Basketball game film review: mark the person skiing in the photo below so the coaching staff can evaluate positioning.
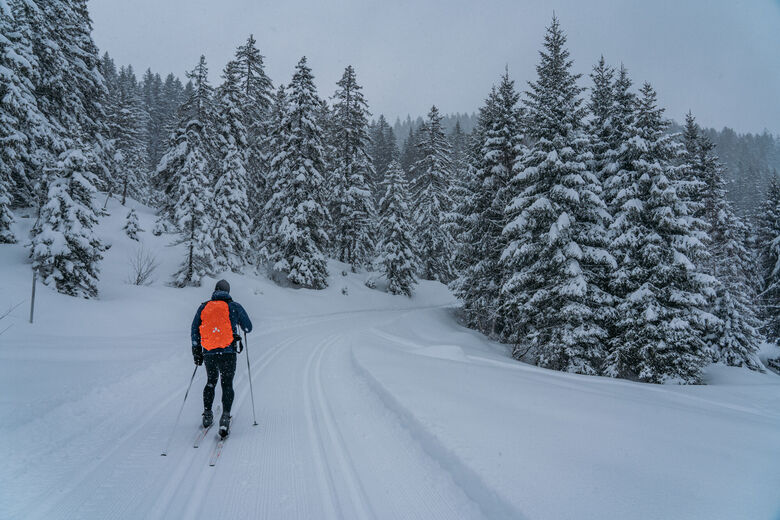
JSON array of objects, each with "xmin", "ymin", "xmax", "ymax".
[{"xmin": 191, "ymin": 279, "xmax": 252, "ymax": 437}]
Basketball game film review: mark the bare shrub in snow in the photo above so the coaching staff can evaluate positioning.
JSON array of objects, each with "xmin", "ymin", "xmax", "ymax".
[{"xmin": 127, "ymin": 246, "xmax": 159, "ymax": 286}]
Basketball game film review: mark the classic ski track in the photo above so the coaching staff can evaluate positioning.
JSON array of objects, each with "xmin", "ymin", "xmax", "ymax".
[
  {"xmin": 30, "ymin": 333, "xmax": 296, "ymax": 520},
  {"xmin": 23, "ymin": 361, "xmax": 200, "ymax": 520},
  {"xmin": 23, "ymin": 306, "xmax": 464, "ymax": 520},
  {"xmin": 149, "ymin": 333, "xmax": 300, "ymax": 520},
  {"xmin": 304, "ymin": 332, "xmax": 376, "ymax": 519}
]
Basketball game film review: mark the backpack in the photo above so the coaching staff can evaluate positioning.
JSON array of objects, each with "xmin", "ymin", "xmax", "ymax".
[{"xmin": 199, "ymin": 300, "xmax": 234, "ymax": 351}]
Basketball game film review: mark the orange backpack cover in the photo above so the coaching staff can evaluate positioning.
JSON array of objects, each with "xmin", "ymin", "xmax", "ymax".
[{"xmin": 199, "ymin": 301, "xmax": 234, "ymax": 351}]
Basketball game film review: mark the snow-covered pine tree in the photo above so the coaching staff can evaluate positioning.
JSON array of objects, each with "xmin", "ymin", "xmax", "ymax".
[
  {"xmin": 683, "ymin": 113, "xmax": 763, "ymax": 370},
  {"xmin": 500, "ymin": 17, "xmax": 614, "ymax": 374},
  {"xmin": 329, "ymin": 65, "xmax": 376, "ymax": 271},
  {"xmin": 756, "ymin": 175, "xmax": 780, "ymax": 343},
  {"xmin": 262, "ymin": 57, "xmax": 330, "ymax": 289},
  {"xmin": 113, "ymin": 66, "xmax": 150, "ymax": 205},
  {"xmin": 124, "ymin": 208, "xmax": 143, "ymax": 240},
  {"xmin": 447, "ymin": 119, "xmax": 471, "ymax": 257},
  {"xmin": 212, "ymin": 60, "xmax": 252, "ymax": 272},
  {"xmin": 400, "ymin": 125, "xmax": 419, "ymax": 178},
  {"xmin": 29, "ymin": 147, "xmax": 107, "ymax": 298},
  {"xmin": 166, "ymin": 56, "xmax": 217, "ymax": 287},
  {"xmin": 256, "ymin": 84, "xmax": 289, "ymax": 256},
  {"xmin": 370, "ymin": 115, "xmax": 399, "ymax": 185},
  {"xmin": 154, "ymin": 55, "xmax": 215, "ymax": 228},
  {"xmin": 587, "ymin": 56, "xmax": 616, "ymax": 185},
  {"xmin": 605, "ymin": 83, "xmax": 713, "ymax": 383},
  {"xmin": 410, "ymin": 105, "xmax": 456, "ymax": 282},
  {"xmin": 453, "ymin": 71, "xmax": 523, "ymax": 336},
  {"xmin": 42, "ymin": 0, "xmax": 115, "ymax": 195},
  {"xmin": 378, "ymin": 160, "xmax": 418, "ymax": 296},
  {"xmin": 0, "ymin": 0, "xmax": 43, "ymax": 209},
  {"xmin": 233, "ymin": 35, "xmax": 273, "ymax": 239},
  {"xmin": 601, "ymin": 64, "xmax": 637, "ymax": 211}
]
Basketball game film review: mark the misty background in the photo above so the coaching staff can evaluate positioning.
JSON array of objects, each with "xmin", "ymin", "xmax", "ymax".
[{"xmin": 89, "ymin": 0, "xmax": 780, "ymax": 135}]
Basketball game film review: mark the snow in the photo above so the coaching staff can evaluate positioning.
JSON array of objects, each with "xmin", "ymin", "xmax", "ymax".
[{"xmin": 0, "ymin": 198, "xmax": 779, "ymax": 519}]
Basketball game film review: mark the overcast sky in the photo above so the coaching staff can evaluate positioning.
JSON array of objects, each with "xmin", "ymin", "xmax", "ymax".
[{"xmin": 90, "ymin": 0, "xmax": 780, "ymax": 134}]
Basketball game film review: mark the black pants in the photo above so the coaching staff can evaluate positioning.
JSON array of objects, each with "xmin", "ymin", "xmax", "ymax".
[{"xmin": 203, "ymin": 353, "xmax": 237, "ymax": 414}]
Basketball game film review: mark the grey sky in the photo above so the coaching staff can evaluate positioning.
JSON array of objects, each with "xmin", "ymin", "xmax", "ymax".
[{"xmin": 90, "ymin": 0, "xmax": 780, "ymax": 134}]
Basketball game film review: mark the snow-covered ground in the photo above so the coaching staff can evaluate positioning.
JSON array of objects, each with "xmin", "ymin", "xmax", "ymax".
[{"xmin": 1, "ymin": 198, "xmax": 779, "ymax": 520}]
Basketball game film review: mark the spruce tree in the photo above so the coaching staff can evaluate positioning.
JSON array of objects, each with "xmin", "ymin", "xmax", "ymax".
[
  {"xmin": 0, "ymin": 0, "xmax": 41, "ymax": 208},
  {"xmin": 605, "ymin": 84, "xmax": 712, "ymax": 383},
  {"xmin": 113, "ymin": 66, "xmax": 150, "ymax": 205},
  {"xmin": 757, "ymin": 175, "xmax": 780, "ymax": 342},
  {"xmin": 500, "ymin": 17, "xmax": 614, "ymax": 374},
  {"xmin": 155, "ymin": 55, "xmax": 215, "ymax": 227},
  {"xmin": 587, "ymin": 56, "xmax": 616, "ymax": 185},
  {"xmin": 233, "ymin": 35, "xmax": 273, "ymax": 239},
  {"xmin": 684, "ymin": 113, "xmax": 763, "ymax": 370},
  {"xmin": 263, "ymin": 57, "xmax": 330, "ymax": 289},
  {"xmin": 370, "ymin": 114, "xmax": 398, "ymax": 184},
  {"xmin": 453, "ymin": 71, "xmax": 522, "ymax": 336},
  {"xmin": 257, "ymin": 84, "xmax": 289, "ymax": 254},
  {"xmin": 212, "ymin": 60, "xmax": 252, "ymax": 272},
  {"xmin": 166, "ymin": 56, "xmax": 217, "ymax": 287},
  {"xmin": 410, "ymin": 105, "xmax": 456, "ymax": 282},
  {"xmin": 330, "ymin": 65, "xmax": 376, "ymax": 271},
  {"xmin": 29, "ymin": 147, "xmax": 106, "ymax": 298},
  {"xmin": 124, "ymin": 208, "xmax": 143, "ymax": 240},
  {"xmin": 378, "ymin": 161, "xmax": 418, "ymax": 296}
]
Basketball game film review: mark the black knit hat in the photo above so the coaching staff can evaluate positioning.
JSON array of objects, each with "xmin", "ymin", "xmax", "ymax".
[{"xmin": 215, "ymin": 279, "xmax": 230, "ymax": 293}]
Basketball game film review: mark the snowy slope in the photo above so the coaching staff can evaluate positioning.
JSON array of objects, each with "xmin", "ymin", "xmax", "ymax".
[{"xmin": 1, "ymin": 197, "xmax": 779, "ymax": 520}]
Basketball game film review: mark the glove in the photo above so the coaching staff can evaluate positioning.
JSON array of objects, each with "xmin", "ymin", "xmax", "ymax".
[
  {"xmin": 234, "ymin": 334, "xmax": 243, "ymax": 353},
  {"xmin": 194, "ymin": 353, "xmax": 203, "ymax": 366}
]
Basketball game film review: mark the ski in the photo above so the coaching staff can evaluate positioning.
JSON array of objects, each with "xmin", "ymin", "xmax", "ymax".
[
  {"xmin": 208, "ymin": 435, "xmax": 227, "ymax": 467},
  {"xmin": 193, "ymin": 405, "xmax": 221, "ymax": 448}
]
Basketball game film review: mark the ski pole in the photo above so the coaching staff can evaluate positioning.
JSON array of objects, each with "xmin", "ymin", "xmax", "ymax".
[
  {"xmin": 243, "ymin": 330, "xmax": 258, "ymax": 426},
  {"xmin": 161, "ymin": 365, "xmax": 199, "ymax": 456}
]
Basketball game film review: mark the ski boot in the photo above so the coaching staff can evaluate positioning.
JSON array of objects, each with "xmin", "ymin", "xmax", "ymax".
[
  {"xmin": 202, "ymin": 409, "xmax": 213, "ymax": 428},
  {"xmin": 219, "ymin": 412, "xmax": 231, "ymax": 438}
]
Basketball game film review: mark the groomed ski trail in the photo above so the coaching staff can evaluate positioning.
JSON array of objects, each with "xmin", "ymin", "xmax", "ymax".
[{"xmin": 15, "ymin": 306, "xmax": 489, "ymax": 520}]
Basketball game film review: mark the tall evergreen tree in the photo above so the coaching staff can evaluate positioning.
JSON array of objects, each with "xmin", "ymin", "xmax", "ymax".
[
  {"xmin": 1, "ymin": 0, "xmax": 42, "ymax": 236},
  {"xmin": 29, "ymin": 147, "xmax": 106, "ymax": 298},
  {"xmin": 329, "ymin": 65, "xmax": 376, "ymax": 270},
  {"xmin": 605, "ymin": 84, "xmax": 713, "ymax": 383},
  {"xmin": 378, "ymin": 161, "xmax": 418, "ymax": 296},
  {"xmin": 410, "ymin": 105, "xmax": 456, "ymax": 282},
  {"xmin": 370, "ymin": 114, "xmax": 398, "ymax": 184},
  {"xmin": 233, "ymin": 35, "xmax": 273, "ymax": 237},
  {"xmin": 587, "ymin": 56, "xmax": 616, "ymax": 185},
  {"xmin": 158, "ymin": 56, "xmax": 217, "ymax": 286},
  {"xmin": 212, "ymin": 60, "xmax": 252, "ymax": 272},
  {"xmin": 262, "ymin": 57, "xmax": 330, "ymax": 289},
  {"xmin": 400, "ymin": 125, "xmax": 419, "ymax": 177},
  {"xmin": 154, "ymin": 55, "xmax": 215, "ymax": 227},
  {"xmin": 500, "ymin": 17, "xmax": 614, "ymax": 374},
  {"xmin": 683, "ymin": 113, "xmax": 763, "ymax": 370},
  {"xmin": 113, "ymin": 66, "xmax": 150, "ymax": 204},
  {"xmin": 601, "ymin": 64, "xmax": 636, "ymax": 217},
  {"xmin": 453, "ymin": 71, "xmax": 522, "ymax": 336},
  {"xmin": 757, "ymin": 175, "xmax": 780, "ymax": 342}
]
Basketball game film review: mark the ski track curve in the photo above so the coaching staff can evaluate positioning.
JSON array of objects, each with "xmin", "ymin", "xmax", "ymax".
[{"xmin": 11, "ymin": 305, "xmax": 491, "ymax": 520}]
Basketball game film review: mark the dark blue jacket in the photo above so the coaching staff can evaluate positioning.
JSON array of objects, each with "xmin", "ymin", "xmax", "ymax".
[{"xmin": 191, "ymin": 291, "xmax": 253, "ymax": 356}]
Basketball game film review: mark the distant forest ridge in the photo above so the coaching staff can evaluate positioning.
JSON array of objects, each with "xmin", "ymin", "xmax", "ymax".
[{"xmin": 385, "ymin": 112, "xmax": 780, "ymax": 215}]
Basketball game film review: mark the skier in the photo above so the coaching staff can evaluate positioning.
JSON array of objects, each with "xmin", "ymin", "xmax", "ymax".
[{"xmin": 191, "ymin": 279, "xmax": 252, "ymax": 437}]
